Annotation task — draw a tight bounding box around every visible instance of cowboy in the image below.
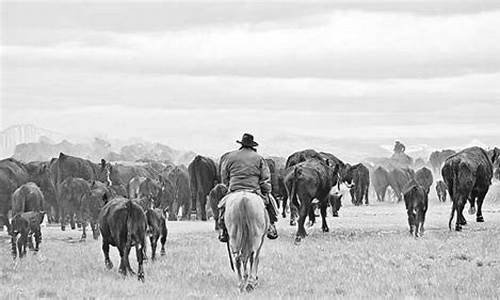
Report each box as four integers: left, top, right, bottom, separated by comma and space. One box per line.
218, 133, 279, 242
394, 140, 406, 154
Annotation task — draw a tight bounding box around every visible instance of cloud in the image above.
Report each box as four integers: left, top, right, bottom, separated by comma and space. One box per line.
3, 10, 500, 79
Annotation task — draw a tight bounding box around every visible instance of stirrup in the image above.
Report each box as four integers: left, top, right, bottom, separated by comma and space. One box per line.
218, 229, 228, 243
267, 224, 278, 240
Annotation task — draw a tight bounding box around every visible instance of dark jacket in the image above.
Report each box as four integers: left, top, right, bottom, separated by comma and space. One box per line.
221, 148, 271, 194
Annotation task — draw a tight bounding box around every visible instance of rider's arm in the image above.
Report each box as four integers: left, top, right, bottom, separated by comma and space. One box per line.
221, 159, 230, 187
259, 158, 271, 194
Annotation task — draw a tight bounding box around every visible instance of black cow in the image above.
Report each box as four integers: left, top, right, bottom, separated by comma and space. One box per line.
0, 158, 30, 232
11, 182, 44, 216
442, 147, 500, 231
414, 167, 433, 195
58, 177, 101, 240
404, 184, 428, 237
207, 183, 228, 230
144, 208, 167, 261
436, 180, 447, 202
342, 163, 370, 206
372, 166, 390, 202
429, 149, 456, 175
488, 147, 500, 180
388, 168, 415, 202
285, 159, 339, 243
99, 197, 147, 281
188, 156, 218, 221
285, 149, 325, 169
10, 211, 45, 258
159, 165, 191, 221
282, 149, 334, 225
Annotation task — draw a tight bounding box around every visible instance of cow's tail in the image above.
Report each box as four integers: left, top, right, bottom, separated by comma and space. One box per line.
290, 167, 301, 208
448, 164, 459, 231
126, 199, 135, 233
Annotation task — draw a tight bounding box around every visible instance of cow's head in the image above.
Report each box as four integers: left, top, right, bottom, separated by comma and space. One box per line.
86, 186, 110, 239
328, 192, 343, 217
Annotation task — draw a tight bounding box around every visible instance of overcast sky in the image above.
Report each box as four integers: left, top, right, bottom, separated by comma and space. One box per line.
1, 1, 499, 157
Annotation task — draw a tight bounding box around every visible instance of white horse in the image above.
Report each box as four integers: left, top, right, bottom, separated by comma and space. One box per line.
224, 191, 269, 293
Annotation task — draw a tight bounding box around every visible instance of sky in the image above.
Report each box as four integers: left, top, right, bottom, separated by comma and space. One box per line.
1, 0, 499, 158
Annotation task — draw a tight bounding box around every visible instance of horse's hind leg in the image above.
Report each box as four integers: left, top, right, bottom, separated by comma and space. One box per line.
246, 252, 257, 292
235, 255, 244, 292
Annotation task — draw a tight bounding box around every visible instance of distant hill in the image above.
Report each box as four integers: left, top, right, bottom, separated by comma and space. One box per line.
4, 124, 197, 165
0, 124, 65, 158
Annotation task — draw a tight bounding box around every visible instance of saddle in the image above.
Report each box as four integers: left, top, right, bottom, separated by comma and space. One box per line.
218, 189, 278, 213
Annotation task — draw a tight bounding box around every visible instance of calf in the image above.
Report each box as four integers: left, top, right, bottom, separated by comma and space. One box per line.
403, 184, 428, 237
11, 182, 44, 216
207, 183, 228, 230
145, 208, 168, 260
99, 197, 147, 281
328, 192, 343, 217
59, 177, 95, 240
11, 211, 45, 258
436, 180, 447, 202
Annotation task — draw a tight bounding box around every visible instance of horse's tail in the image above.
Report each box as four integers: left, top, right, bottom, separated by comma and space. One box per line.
290, 167, 301, 208
233, 197, 251, 254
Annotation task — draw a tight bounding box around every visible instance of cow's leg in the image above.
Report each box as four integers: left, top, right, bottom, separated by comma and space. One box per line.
91, 221, 99, 240
295, 201, 310, 243
350, 188, 356, 205
169, 199, 179, 221
118, 242, 127, 275
70, 215, 76, 230
81, 220, 87, 240
124, 240, 135, 275
103, 241, 113, 269
34, 229, 41, 251
320, 200, 329, 233
307, 205, 315, 227
200, 191, 207, 221
136, 243, 145, 282
195, 191, 202, 220
160, 224, 167, 256
381, 185, 387, 202
59, 207, 66, 231
182, 196, 192, 221
468, 191, 477, 215
476, 190, 488, 222
27, 232, 34, 250
18, 233, 27, 258
281, 195, 287, 218
150, 234, 158, 261
407, 210, 415, 235
455, 197, 467, 231
364, 185, 369, 205
11, 234, 18, 258
289, 204, 298, 226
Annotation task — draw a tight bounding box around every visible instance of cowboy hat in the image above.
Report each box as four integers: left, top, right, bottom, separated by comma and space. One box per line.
236, 133, 259, 147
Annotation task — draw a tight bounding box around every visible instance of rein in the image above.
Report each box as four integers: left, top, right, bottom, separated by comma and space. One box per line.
226, 240, 235, 272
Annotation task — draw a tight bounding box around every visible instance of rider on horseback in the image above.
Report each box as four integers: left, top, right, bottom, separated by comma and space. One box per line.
218, 133, 279, 242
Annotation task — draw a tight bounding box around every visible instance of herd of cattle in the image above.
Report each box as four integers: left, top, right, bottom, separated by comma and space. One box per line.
1, 146, 499, 280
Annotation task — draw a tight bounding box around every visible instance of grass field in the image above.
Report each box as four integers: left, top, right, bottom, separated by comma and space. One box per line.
1, 185, 500, 299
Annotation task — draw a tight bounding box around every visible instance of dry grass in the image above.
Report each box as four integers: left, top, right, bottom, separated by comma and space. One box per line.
1, 190, 500, 299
